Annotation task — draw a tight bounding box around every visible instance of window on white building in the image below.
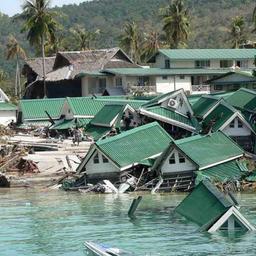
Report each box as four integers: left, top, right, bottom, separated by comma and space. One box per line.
195, 60, 210, 68
236, 60, 248, 68
238, 119, 243, 128
169, 153, 176, 164
162, 75, 168, 80
220, 60, 233, 68
178, 153, 185, 163
229, 120, 235, 128
102, 155, 109, 163
179, 75, 185, 79
93, 153, 100, 164
165, 59, 170, 69
99, 78, 106, 92
115, 77, 122, 87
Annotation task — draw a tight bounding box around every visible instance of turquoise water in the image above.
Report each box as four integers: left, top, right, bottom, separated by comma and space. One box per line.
1, 189, 256, 256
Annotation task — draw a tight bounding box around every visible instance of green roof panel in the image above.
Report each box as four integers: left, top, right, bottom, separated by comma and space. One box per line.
158, 49, 256, 60
202, 103, 234, 132
175, 180, 235, 227
226, 88, 256, 110
0, 102, 17, 111
20, 98, 65, 120
96, 122, 173, 168
91, 104, 125, 127
195, 160, 244, 184
176, 132, 244, 169
192, 96, 219, 118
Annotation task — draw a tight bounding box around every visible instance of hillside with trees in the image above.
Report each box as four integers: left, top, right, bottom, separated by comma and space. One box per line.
0, 0, 255, 97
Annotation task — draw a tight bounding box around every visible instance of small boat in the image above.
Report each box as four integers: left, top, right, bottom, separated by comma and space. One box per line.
85, 241, 134, 256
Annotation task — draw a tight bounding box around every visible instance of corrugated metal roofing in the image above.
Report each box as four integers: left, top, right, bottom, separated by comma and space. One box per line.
196, 160, 244, 183
96, 122, 173, 168
85, 124, 111, 141
202, 103, 234, 132
144, 106, 196, 129
176, 132, 244, 169
226, 88, 256, 110
50, 118, 90, 130
175, 180, 235, 227
68, 97, 146, 116
91, 104, 125, 127
192, 96, 219, 118
0, 102, 17, 111
158, 49, 256, 60
103, 67, 227, 76
19, 98, 65, 120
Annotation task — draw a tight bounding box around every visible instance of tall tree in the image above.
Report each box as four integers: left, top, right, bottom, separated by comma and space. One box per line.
6, 35, 27, 98
160, 0, 190, 49
141, 30, 162, 62
21, 0, 58, 98
229, 16, 247, 48
120, 21, 142, 63
70, 25, 100, 50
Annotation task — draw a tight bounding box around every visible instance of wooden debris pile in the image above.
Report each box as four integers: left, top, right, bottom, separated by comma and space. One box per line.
6, 158, 39, 174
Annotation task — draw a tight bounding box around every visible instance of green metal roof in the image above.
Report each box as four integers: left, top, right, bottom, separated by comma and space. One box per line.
67, 97, 146, 116
226, 88, 256, 111
90, 104, 125, 127
195, 160, 244, 184
0, 102, 17, 111
96, 122, 173, 169
20, 98, 65, 120
144, 106, 198, 130
50, 118, 90, 130
158, 49, 256, 60
175, 132, 244, 169
103, 67, 227, 76
202, 103, 234, 132
192, 96, 219, 118
175, 180, 235, 227
85, 124, 111, 141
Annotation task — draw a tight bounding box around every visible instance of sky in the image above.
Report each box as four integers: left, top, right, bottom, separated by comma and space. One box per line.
0, 0, 89, 16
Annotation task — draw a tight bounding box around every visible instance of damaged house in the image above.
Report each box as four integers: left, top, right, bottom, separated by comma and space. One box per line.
152, 132, 245, 191
23, 48, 138, 99
76, 122, 173, 183
139, 89, 200, 139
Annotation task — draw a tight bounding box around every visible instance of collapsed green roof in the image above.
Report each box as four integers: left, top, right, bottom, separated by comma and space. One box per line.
175, 180, 236, 228
202, 102, 235, 132
95, 122, 173, 169
141, 106, 199, 132
192, 96, 219, 118
90, 104, 126, 127
175, 132, 244, 170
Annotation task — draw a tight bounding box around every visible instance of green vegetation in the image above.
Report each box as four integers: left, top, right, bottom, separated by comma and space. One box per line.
0, 0, 255, 97
160, 0, 190, 48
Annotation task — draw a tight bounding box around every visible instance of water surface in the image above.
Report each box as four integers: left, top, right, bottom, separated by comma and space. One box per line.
0, 189, 256, 255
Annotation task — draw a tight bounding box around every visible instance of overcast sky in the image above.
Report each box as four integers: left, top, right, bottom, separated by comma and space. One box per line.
0, 0, 89, 16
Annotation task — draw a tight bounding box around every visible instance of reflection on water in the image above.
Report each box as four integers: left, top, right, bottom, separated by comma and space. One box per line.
0, 189, 256, 256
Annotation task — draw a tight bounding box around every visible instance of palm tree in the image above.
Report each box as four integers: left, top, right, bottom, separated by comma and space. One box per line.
21, 0, 58, 98
141, 30, 162, 62
70, 25, 100, 50
160, 0, 190, 49
229, 16, 247, 48
6, 35, 27, 98
120, 21, 142, 63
